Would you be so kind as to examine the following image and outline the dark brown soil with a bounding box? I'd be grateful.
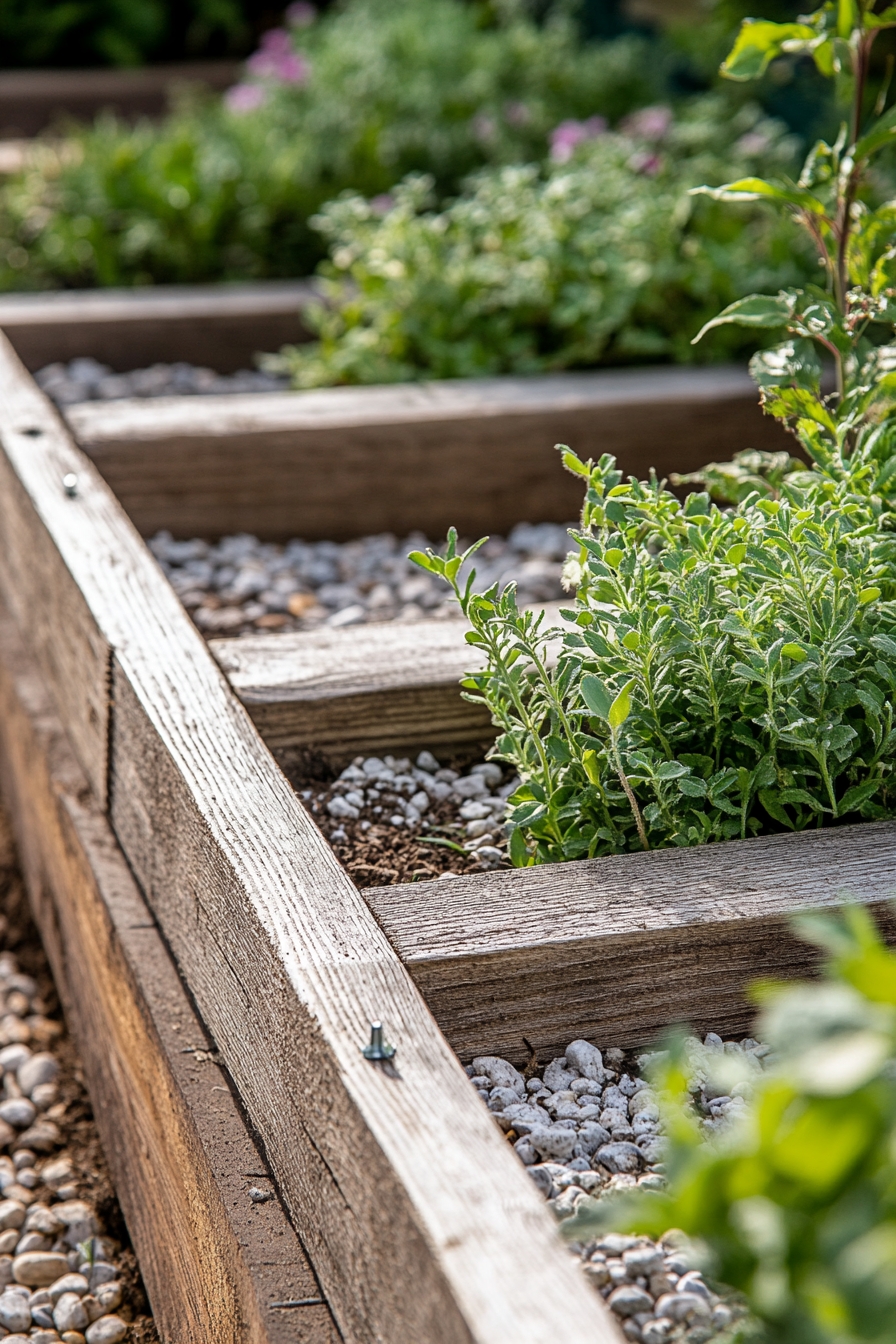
[284,754,508,887]
[330,797,484,887]
[0,807,159,1341]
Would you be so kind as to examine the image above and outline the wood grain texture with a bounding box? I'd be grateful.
[0,602,339,1344]
[0,379,111,802]
[0,62,240,137]
[0,332,620,1344]
[365,821,896,1063]
[0,281,315,374]
[67,365,790,540]
[211,613,556,763]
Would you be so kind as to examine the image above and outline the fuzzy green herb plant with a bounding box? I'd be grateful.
[412,0,896,866]
[568,905,896,1344]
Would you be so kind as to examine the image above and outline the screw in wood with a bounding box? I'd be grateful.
[62,473,78,497]
[362,1020,396,1061]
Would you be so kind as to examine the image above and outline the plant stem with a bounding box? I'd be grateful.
[611,731,649,849]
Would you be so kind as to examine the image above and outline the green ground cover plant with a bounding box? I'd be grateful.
[571,905,896,1344]
[271,96,809,384]
[0,0,660,288]
[412,0,896,866]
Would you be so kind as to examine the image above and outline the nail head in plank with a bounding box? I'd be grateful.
[0,331,621,1344]
[0,603,338,1344]
[66,365,790,541]
[365,821,896,1063]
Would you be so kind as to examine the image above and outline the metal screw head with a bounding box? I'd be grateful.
[362,1021,396,1061]
[62,473,78,497]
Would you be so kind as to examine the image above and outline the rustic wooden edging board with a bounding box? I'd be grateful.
[0,602,338,1344]
[0,62,240,137]
[0,281,316,375]
[0,333,620,1344]
[65,363,791,540]
[208,616,553,766]
[365,824,896,1063]
[209,618,896,1063]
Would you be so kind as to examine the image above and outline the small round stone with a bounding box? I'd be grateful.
[85,1314,128,1344]
[607,1284,654,1318]
[13,1251,70,1286]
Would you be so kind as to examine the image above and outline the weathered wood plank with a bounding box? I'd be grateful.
[0,280,315,374]
[67,364,790,540]
[0,380,111,802]
[0,62,240,137]
[365,822,896,1063]
[0,601,339,1344]
[209,616,548,764]
[0,331,620,1344]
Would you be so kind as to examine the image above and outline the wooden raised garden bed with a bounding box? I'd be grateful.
[0,283,792,539]
[0,296,885,1341]
[0,63,241,138]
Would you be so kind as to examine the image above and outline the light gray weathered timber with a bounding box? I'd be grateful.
[0,62,240,137]
[366,822,896,1063]
[67,364,790,540]
[0,280,315,373]
[209,609,560,765]
[0,330,620,1344]
[0,601,338,1344]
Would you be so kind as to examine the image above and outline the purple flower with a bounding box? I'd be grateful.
[549,116,607,163]
[246,28,310,85]
[736,131,771,157]
[471,113,497,144]
[224,83,267,113]
[285,2,317,27]
[504,101,530,128]
[629,150,662,176]
[620,105,672,142]
[369,194,395,216]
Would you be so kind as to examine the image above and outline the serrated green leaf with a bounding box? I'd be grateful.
[581,675,613,719]
[509,827,532,867]
[838,779,882,813]
[656,760,689,780]
[608,678,635,731]
[692,292,795,345]
[721,19,816,81]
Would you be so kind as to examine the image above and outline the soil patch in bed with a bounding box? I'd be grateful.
[0,808,158,1344]
[289,750,515,886]
[148,523,571,637]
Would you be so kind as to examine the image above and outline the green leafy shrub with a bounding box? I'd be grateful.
[413,444,896,862]
[570,905,896,1344]
[271,96,810,385]
[412,0,896,866]
[0,0,661,289]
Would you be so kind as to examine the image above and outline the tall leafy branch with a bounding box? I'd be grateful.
[412,0,896,868]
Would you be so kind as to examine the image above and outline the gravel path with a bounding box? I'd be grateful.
[0,813,156,1344]
[149,523,571,636]
[469,1035,768,1342]
[36,360,289,407]
[302,750,514,884]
